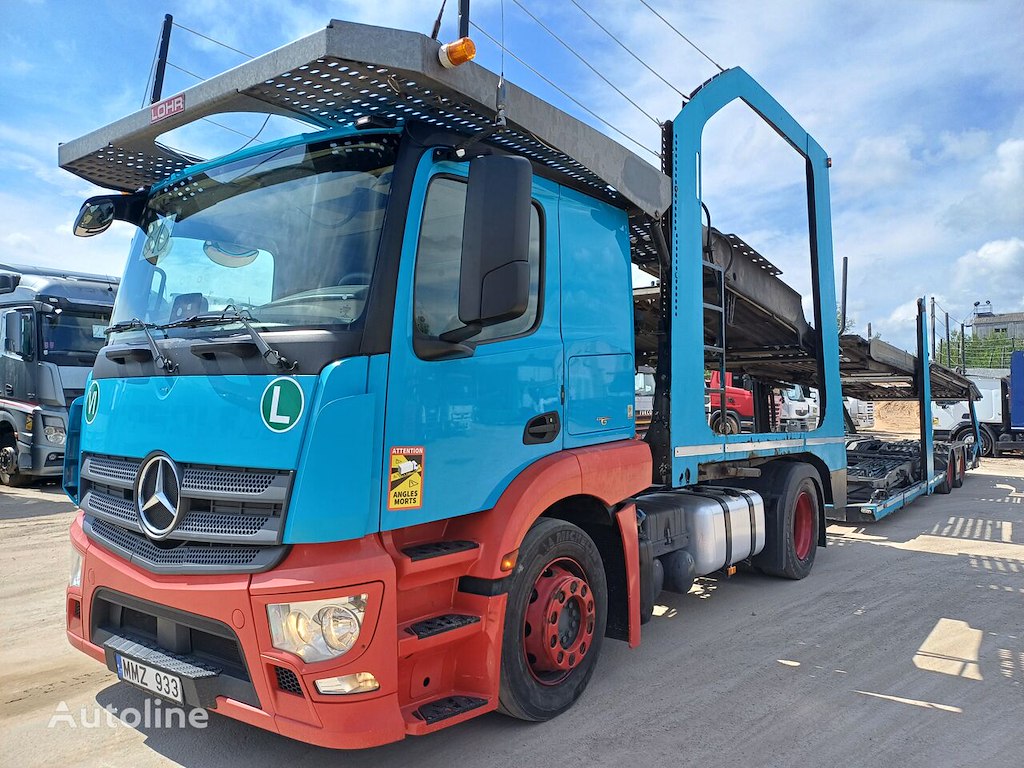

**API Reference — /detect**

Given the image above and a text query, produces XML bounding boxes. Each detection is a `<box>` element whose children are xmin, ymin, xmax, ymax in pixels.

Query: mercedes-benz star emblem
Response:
<box><xmin>135</xmin><ymin>453</ymin><xmax>183</xmax><ymax>540</ymax></box>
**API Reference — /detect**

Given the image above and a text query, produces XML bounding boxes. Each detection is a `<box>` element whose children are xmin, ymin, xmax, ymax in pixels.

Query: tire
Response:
<box><xmin>978</xmin><ymin>426</ymin><xmax>995</xmax><ymax>458</ymax></box>
<box><xmin>0</xmin><ymin>433</ymin><xmax>32</xmax><ymax>487</ymax></box>
<box><xmin>934</xmin><ymin>451</ymin><xmax>954</xmax><ymax>494</ymax></box>
<box><xmin>759</xmin><ymin>463</ymin><xmax>821</xmax><ymax>580</ymax></box>
<box><xmin>710</xmin><ymin>411</ymin><xmax>741</xmax><ymax>435</ymax></box>
<box><xmin>498</xmin><ymin>518</ymin><xmax>607</xmax><ymax>722</ymax></box>
<box><xmin>952</xmin><ymin>449</ymin><xmax>964</xmax><ymax>489</ymax></box>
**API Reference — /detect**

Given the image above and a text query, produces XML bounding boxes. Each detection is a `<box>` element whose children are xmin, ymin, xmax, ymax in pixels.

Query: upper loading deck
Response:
<box><xmin>58</xmin><ymin>19</ymin><xmax>670</xmax><ymax>217</ymax></box>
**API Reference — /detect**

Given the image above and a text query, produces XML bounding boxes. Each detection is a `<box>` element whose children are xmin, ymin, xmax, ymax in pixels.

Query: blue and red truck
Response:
<box><xmin>58</xmin><ymin>17</ymin><xmax>977</xmax><ymax>748</ymax></box>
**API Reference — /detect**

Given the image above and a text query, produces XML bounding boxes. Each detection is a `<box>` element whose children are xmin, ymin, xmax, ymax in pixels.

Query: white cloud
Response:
<box><xmin>953</xmin><ymin>238</ymin><xmax>1024</xmax><ymax>314</ymax></box>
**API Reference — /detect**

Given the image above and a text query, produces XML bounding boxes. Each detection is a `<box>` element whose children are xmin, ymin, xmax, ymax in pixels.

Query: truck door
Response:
<box><xmin>381</xmin><ymin>162</ymin><xmax>562</xmax><ymax>530</ymax></box>
<box><xmin>1</xmin><ymin>308</ymin><xmax>35</xmax><ymax>401</ymax></box>
<box><xmin>558</xmin><ymin>188</ymin><xmax>635</xmax><ymax>447</ymax></box>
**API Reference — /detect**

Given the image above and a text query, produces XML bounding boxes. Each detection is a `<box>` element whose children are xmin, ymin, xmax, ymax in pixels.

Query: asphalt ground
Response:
<box><xmin>2</xmin><ymin>459</ymin><xmax>1022</xmax><ymax>767</ymax></box>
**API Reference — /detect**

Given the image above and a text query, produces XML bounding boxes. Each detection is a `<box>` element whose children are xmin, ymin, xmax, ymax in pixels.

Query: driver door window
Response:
<box><xmin>413</xmin><ymin>176</ymin><xmax>542</xmax><ymax>348</ymax></box>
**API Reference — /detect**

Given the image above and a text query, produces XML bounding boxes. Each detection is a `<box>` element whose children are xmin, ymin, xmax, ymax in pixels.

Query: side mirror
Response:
<box><xmin>457</xmin><ymin>155</ymin><xmax>532</xmax><ymax>333</ymax></box>
<box><xmin>0</xmin><ymin>273</ymin><xmax>19</xmax><ymax>295</ymax></box>
<box><xmin>73</xmin><ymin>191</ymin><xmax>147</xmax><ymax>237</ymax></box>
<box><xmin>74</xmin><ymin>199</ymin><xmax>116</xmax><ymax>236</ymax></box>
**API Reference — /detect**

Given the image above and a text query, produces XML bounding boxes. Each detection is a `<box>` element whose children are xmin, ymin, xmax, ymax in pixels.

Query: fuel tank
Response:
<box><xmin>637</xmin><ymin>486</ymin><xmax>765</xmax><ymax>577</ymax></box>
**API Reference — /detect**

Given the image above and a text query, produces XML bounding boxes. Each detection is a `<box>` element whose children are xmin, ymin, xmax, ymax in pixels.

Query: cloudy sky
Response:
<box><xmin>3</xmin><ymin>0</ymin><xmax>1021</xmax><ymax>351</ymax></box>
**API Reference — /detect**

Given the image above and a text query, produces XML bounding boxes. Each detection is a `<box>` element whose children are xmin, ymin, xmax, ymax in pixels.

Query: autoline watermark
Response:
<box><xmin>48</xmin><ymin>698</ymin><xmax>208</xmax><ymax>729</ymax></box>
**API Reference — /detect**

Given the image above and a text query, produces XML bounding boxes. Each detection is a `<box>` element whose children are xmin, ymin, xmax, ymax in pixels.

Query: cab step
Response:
<box><xmin>402</xmin><ymin>540</ymin><xmax>479</xmax><ymax>561</ymax></box>
<box><xmin>395</xmin><ymin>540</ymin><xmax>481</xmax><ymax>589</ymax></box>
<box><xmin>398</xmin><ymin>613</ymin><xmax>483</xmax><ymax>656</ymax></box>
<box><xmin>407</xmin><ymin>613</ymin><xmax>480</xmax><ymax>639</ymax></box>
<box><xmin>413</xmin><ymin>695</ymin><xmax>488</xmax><ymax>726</ymax></box>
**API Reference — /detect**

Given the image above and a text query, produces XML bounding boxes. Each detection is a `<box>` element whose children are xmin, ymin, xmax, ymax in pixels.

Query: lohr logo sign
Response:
<box><xmin>150</xmin><ymin>94</ymin><xmax>185</xmax><ymax>124</ymax></box>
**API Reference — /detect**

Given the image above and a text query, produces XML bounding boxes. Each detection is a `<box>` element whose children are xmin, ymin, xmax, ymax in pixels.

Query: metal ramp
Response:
<box><xmin>839</xmin><ymin>334</ymin><xmax>980</xmax><ymax>402</ymax></box>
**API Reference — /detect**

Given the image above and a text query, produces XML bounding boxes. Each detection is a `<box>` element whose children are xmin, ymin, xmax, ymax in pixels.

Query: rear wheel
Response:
<box><xmin>935</xmin><ymin>451</ymin><xmax>954</xmax><ymax>494</ymax></box>
<box><xmin>710</xmin><ymin>411</ymin><xmax>741</xmax><ymax>435</ymax></box>
<box><xmin>759</xmin><ymin>464</ymin><xmax>821</xmax><ymax>580</ymax></box>
<box><xmin>952</xmin><ymin>449</ymin><xmax>965</xmax><ymax>488</ymax></box>
<box><xmin>498</xmin><ymin>518</ymin><xmax>607</xmax><ymax>722</ymax></box>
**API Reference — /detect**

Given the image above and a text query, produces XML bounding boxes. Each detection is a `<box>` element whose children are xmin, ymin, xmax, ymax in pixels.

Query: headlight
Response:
<box><xmin>43</xmin><ymin>416</ymin><xmax>66</xmax><ymax>445</ymax></box>
<box><xmin>267</xmin><ymin>594</ymin><xmax>367</xmax><ymax>663</ymax></box>
<box><xmin>69</xmin><ymin>546</ymin><xmax>83</xmax><ymax>588</ymax></box>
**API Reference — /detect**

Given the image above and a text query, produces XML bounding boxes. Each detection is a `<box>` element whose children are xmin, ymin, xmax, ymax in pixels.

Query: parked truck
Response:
<box><xmin>932</xmin><ymin>360</ymin><xmax>1023</xmax><ymax>456</ymax></box>
<box><xmin>0</xmin><ymin>264</ymin><xmax>117</xmax><ymax>486</ymax></box>
<box><xmin>57</xmin><ymin>18</ymin><xmax>976</xmax><ymax>748</ymax></box>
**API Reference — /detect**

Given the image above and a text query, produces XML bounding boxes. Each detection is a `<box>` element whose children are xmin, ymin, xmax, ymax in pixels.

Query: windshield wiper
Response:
<box><xmin>104</xmin><ymin>318</ymin><xmax>178</xmax><ymax>374</ymax></box>
<box><xmin>160</xmin><ymin>306</ymin><xmax>297</xmax><ymax>371</ymax></box>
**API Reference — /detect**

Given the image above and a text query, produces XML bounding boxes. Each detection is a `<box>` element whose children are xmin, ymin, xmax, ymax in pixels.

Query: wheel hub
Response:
<box><xmin>0</xmin><ymin>446</ymin><xmax>16</xmax><ymax>473</ymax></box>
<box><xmin>523</xmin><ymin>561</ymin><xmax>596</xmax><ymax>683</ymax></box>
<box><xmin>793</xmin><ymin>491</ymin><xmax>814</xmax><ymax>561</ymax></box>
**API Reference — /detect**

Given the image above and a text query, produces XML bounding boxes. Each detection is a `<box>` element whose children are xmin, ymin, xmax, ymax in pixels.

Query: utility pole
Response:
<box><xmin>840</xmin><ymin>256</ymin><xmax>848</xmax><ymax>334</ymax></box>
<box><xmin>960</xmin><ymin>322</ymin><xmax>966</xmax><ymax>372</ymax></box>
<box><xmin>930</xmin><ymin>296</ymin><xmax>936</xmax><ymax>360</ymax></box>
<box><xmin>945</xmin><ymin>312</ymin><xmax>951</xmax><ymax>367</ymax></box>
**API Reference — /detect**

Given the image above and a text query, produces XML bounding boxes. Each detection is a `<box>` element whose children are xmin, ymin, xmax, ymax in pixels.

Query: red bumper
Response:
<box><xmin>66</xmin><ymin>512</ymin><xmax>407</xmax><ymax>749</ymax></box>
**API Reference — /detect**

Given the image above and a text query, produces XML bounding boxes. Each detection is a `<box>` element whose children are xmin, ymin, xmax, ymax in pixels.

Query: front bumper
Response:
<box><xmin>67</xmin><ymin>512</ymin><xmax>406</xmax><ymax>749</ymax></box>
<box><xmin>28</xmin><ymin>437</ymin><xmax>64</xmax><ymax>477</ymax></box>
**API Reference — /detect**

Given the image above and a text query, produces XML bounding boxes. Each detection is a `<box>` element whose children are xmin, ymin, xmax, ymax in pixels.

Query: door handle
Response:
<box><xmin>4</xmin><ymin>384</ymin><xmax>12</xmax><ymax>396</ymax></box>
<box><xmin>523</xmin><ymin>411</ymin><xmax>560</xmax><ymax>445</ymax></box>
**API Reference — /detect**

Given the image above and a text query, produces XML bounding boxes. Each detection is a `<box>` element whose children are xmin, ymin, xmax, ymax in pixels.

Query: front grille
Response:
<box><xmin>86</xmin><ymin>456</ymin><xmax>139</xmax><ymax>485</ymax></box>
<box><xmin>183</xmin><ymin>468</ymin><xmax>276</xmax><ymax>495</ymax></box>
<box><xmin>85</xmin><ymin>517</ymin><xmax>286</xmax><ymax>574</ymax></box>
<box><xmin>274</xmin><ymin>666</ymin><xmax>304</xmax><ymax>697</ymax></box>
<box><xmin>79</xmin><ymin>453</ymin><xmax>292</xmax><ymax>547</ymax></box>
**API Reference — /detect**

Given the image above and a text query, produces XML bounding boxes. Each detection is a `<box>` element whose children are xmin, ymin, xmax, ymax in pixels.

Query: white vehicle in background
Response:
<box><xmin>844</xmin><ymin>396</ymin><xmax>875</xmax><ymax>430</ymax></box>
<box><xmin>778</xmin><ymin>384</ymin><xmax>811</xmax><ymax>431</ymax></box>
<box><xmin>932</xmin><ymin>372</ymin><xmax>1003</xmax><ymax>456</ymax></box>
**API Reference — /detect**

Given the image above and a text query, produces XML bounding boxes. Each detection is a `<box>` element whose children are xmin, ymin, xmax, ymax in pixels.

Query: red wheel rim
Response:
<box><xmin>793</xmin><ymin>491</ymin><xmax>814</xmax><ymax>561</ymax></box>
<box><xmin>523</xmin><ymin>558</ymin><xmax>596</xmax><ymax>685</ymax></box>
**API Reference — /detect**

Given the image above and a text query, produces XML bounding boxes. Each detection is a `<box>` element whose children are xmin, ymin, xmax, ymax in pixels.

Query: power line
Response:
<box><xmin>171</xmin><ymin>21</ymin><xmax>254</xmax><ymax>59</ymax></box>
<box><xmin>509</xmin><ymin>0</ymin><xmax>661</xmax><ymax>126</ymax></box>
<box><xmin>568</xmin><ymin>0</ymin><xmax>688</xmax><ymax>101</ymax></box>
<box><xmin>469</xmin><ymin>21</ymin><xmax>660</xmax><ymax>160</ymax></box>
<box><xmin>637</xmin><ymin>0</ymin><xmax>724</xmax><ymax>72</ymax></box>
<box><xmin>166</xmin><ymin>61</ymin><xmax>204</xmax><ymax>81</ymax></box>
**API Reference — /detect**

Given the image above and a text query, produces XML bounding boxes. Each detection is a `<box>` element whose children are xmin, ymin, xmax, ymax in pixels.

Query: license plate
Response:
<box><xmin>115</xmin><ymin>654</ymin><xmax>184</xmax><ymax>704</ymax></box>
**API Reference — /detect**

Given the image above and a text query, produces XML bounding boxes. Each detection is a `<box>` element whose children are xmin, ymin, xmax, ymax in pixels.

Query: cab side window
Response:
<box><xmin>413</xmin><ymin>176</ymin><xmax>541</xmax><ymax>348</ymax></box>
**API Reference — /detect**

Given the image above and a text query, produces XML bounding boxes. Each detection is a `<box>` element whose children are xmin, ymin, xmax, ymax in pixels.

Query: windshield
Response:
<box><xmin>785</xmin><ymin>385</ymin><xmax>805</xmax><ymax>402</ymax></box>
<box><xmin>41</xmin><ymin>309</ymin><xmax>110</xmax><ymax>365</ymax></box>
<box><xmin>110</xmin><ymin>135</ymin><xmax>397</xmax><ymax>336</ymax></box>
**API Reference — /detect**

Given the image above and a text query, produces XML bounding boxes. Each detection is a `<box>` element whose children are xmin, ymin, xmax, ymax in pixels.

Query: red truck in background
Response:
<box><xmin>707</xmin><ymin>371</ymin><xmax>754</xmax><ymax>434</ymax></box>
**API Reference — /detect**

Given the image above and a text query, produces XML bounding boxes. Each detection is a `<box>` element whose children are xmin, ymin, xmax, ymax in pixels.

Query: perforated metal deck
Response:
<box><xmin>58</xmin><ymin>20</ymin><xmax>671</xmax><ymax>218</ymax></box>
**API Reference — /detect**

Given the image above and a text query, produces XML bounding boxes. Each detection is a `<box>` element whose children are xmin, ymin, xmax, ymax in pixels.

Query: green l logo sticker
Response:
<box><xmin>260</xmin><ymin>377</ymin><xmax>305</xmax><ymax>433</ymax></box>
<box><xmin>85</xmin><ymin>381</ymin><xmax>100</xmax><ymax>424</ymax></box>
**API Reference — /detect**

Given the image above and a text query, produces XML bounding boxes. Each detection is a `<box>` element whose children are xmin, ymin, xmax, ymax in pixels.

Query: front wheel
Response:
<box><xmin>498</xmin><ymin>518</ymin><xmax>607</xmax><ymax>722</ymax></box>
<box><xmin>0</xmin><ymin>434</ymin><xmax>32</xmax><ymax>487</ymax></box>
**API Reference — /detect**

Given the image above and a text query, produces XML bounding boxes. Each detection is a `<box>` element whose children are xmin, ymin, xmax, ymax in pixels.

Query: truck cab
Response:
<box><xmin>0</xmin><ymin>264</ymin><xmax>116</xmax><ymax>485</ymax></box>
